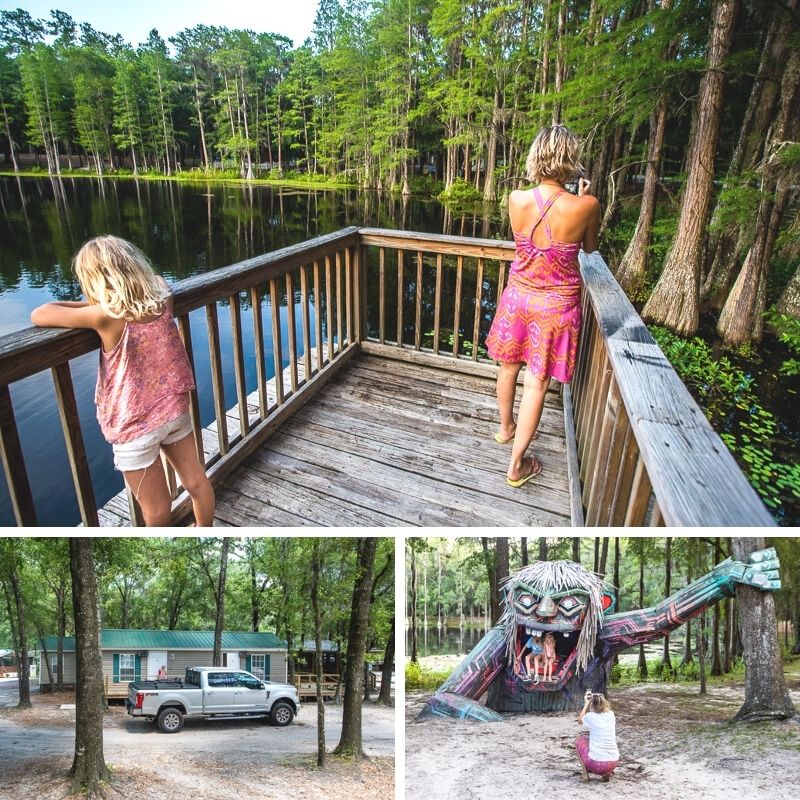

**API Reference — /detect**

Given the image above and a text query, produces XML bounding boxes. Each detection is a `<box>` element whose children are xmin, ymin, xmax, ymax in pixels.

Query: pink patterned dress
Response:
<box><xmin>96</xmin><ymin>307</ymin><xmax>196</xmax><ymax>444</ymax></box>
<box><xmin>486</xmin><ymin>188</ymin><xmax>582</xmax><ymax>382</ymax></box>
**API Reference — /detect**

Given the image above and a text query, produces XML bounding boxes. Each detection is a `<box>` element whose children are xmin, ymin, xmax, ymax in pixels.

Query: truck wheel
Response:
<box><xmin>157</xmin><ymin>707</ymin><xmax>184</xmax><ymax>733</ymax></box>
<box><xmin>270</xmin><ymin>701</ymin><xmax>294</xmax><ymax>727</ymax></box>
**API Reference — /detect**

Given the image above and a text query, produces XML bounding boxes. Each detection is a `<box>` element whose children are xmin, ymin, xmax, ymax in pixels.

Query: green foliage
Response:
<box><xmin>651</xmin><ymin>325</ymin><xmax>800</xmax><ymax>510</ymax></box>
<box><xmin>437</xmin><ymin>178</ymin><xmax>483</xmax><ymax>211</ymax></box>
<box><xmin>405</xmin><ymin>660</ymin><xmax>454</xmax><ymax>691</ymax></box>
<box><xmin>765</xmin><ymin>309</ymin><xmax>800</xmax><ymax>376</ymax></box>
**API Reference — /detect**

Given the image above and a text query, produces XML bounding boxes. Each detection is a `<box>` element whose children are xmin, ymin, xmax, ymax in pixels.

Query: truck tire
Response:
<box><xmin>157</xmin><ymin>706</ymin><xmax>184</xmax><ymax>733</ymax></box>
<box><xmin>269</xmin><ymin>701</ymin><xmax>294</xmax><ymax>727</ymax></box>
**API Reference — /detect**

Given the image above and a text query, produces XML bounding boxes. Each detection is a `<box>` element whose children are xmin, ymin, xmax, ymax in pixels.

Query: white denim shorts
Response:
<box><xmin>112</xmin><ymin>412</ymin><xmax>193</xmax><ymax>472</ymax></box>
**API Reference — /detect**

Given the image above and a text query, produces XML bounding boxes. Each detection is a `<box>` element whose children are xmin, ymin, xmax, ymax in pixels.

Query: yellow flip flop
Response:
<box><xmin>506</xmin><ymin>456</ymin><xmax>542</xmax><ymax>488</ymax></box>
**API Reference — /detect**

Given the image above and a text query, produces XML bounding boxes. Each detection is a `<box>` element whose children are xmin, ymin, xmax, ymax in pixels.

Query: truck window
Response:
<box><xmin>234</xmin><ymin>673</ymin><xmax>262</xmax><ymax>690</ymax></box>
<box><xmin>185</xmin><ymin>670</ymin><xmax>200</xmax><ymax>687</ymax></box>
<box><xmin>207</xmin><ymin>672</ymin><xmax>233</xmax><ymax>687</ymax></box>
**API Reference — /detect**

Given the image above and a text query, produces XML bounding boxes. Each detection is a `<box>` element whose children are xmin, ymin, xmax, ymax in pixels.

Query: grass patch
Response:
<box><xmin>405</xmin><ymin>660</ymin><xmax>454</xmax><ymax>691</ymax></box>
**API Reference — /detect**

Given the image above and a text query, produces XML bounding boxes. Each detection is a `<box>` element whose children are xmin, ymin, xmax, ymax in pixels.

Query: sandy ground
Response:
<box><xmin>406</xmin><ymin>664</ymin><xmax>800</xmax><ymax>800</ymax></box>
<box><xmin>0</xmin><ymin>682</ymin><xmax>394</xmax><ymax>800</ymax></box>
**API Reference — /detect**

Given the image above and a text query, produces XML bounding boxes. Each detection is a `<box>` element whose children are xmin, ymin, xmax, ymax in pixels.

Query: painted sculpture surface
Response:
<box><xmin>418</xmin><ymin>549</ymin><xmax>781</xmax><ymax>721</ymax></box>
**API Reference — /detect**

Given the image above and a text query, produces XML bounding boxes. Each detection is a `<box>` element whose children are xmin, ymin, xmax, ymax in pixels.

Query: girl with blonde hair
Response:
<box><xmin>576</xmin><ymin>690</ymin><xmax>620</xmax><ymax>782</ymax></box>
<box><xmin>31</xmin><ymin>235</ymin><xmax>214</xmax><ymax>526</ymax></box>
<box><xmin>486</xmin><ymin>124</ymin><xmax>599</xmax><ymax>487</ymax></box>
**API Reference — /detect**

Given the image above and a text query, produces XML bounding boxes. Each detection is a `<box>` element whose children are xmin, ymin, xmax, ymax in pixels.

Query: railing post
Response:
<box><xmin>0</xmin><ymin>384</ymin><xmax>37</xmax><ymax>526</ymax></box>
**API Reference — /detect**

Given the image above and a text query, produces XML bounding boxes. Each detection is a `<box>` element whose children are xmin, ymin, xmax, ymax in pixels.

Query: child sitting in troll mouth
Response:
<box><xmin>524</xmin><ymin>630</ymin><xmax>544</xmax><ymax>683</ymax></box>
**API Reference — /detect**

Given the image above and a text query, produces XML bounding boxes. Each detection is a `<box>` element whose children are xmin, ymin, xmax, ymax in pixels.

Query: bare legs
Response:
<box><xmin>496</xmin><ymin>361</ymin><xmax>523</xmax><ymax>441</ymax></box>
<box><xmin>123</xmin><ymin>433</ymin><xmax>215</xmax><ymax>526</ymax></box>
<box><xmin>499</xmin><ymin>365</ymin><xmax>551</xmax><ymax>481</ymax></box>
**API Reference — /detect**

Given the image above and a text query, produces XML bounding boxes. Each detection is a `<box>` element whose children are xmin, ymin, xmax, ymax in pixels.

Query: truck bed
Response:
<box><xmin>129</xmin><ymin>679</ymin><xmax>197</xmax><ymax>692</ymax></box>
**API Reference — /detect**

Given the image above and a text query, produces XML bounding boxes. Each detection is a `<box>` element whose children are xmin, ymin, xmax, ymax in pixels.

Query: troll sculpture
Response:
<box><xmin>418</xmin><ymin>548</ymin><xmax>781</xmax><ymax>721</ymax></box>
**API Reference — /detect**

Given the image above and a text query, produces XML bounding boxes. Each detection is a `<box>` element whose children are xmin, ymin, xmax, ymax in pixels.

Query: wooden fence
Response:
<box><xmin>0</xmin><ymin>227</ymin><xmax>774</xmax><ymax>526</ymax></box>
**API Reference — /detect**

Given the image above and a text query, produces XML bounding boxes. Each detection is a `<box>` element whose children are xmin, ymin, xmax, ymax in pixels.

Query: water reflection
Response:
<box><xmin>0</xmin><ymin>176</ymin><xmax>506</xmax><ymax>526</ymax></box>
<box><xmin>404</xmin><ymin>626</ymin><xmax>489</xmax><ymax>658</ymax></box>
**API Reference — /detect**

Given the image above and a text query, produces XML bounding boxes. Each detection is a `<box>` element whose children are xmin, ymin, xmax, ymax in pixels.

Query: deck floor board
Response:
<box><xmin>215</xmin><ymin>353</ymin><xmax>571</xmax><ymax>527</ymax></box>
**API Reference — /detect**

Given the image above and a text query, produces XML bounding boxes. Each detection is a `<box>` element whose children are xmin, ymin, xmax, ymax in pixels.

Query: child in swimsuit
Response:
<box><xmin>525</xmin><ymin>631</ymin><xmax>544</xmax><ymax>684</ymax></box>
<box><xmin>543</xmin><ymin>632</ymin><xmax>557</xmax><ymax>682</ymax></box>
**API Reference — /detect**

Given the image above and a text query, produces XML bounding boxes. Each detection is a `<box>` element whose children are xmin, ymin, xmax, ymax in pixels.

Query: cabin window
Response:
<box><xmin>250</xmin><ymin>654</ymin><xmax>265</xmax><ymax>679</ymax></box>
<box><xmin>50</xmin><ymin>655</ymin><xmax>58</xmax><ymax>682</ymax></box>
<box><xmin>119</xmin><ymin>654</ymin><xmax>136</xmax><ymax>683</ymax></box>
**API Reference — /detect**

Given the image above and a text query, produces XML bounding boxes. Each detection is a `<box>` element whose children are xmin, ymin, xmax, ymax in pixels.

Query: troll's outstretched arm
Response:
<box><xmin>600</xmin><ymin>547</ymin><xmax>780</xmax><ymax>650</ymax></box>
<box><xmin>417</xmin><ymin>625</ymin><xmax>506</xmax><ymax>721</ymax></box>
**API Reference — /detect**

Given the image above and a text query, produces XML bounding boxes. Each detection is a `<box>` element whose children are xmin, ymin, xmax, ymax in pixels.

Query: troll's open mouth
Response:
<box><xmin>513</xmin><ymin>623</ymin><xmax>581</xmax><ymax>688</ymax></box>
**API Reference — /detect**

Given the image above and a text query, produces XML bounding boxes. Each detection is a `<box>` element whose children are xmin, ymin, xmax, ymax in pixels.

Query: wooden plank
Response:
<box><xmin>269</xmin><ymin>277</ymin><xmax>284</xmax><ymax>407</ymax></box>
<box><xmin>396</xmin><ymin>249</ymin><xmax>404</xmax><ymax>346</ymax></box>
<box><xmin>355</xmin><ymin>244</ymin><xmax>366</xmax><ymax>343</ymax></box>
<box><xmin>358</xmin><ymin>228</ymin><xmax>515</xmax><ymax>261</ymax></box>
<box><xmin>335</xmin><ymin>251</ymin><xmax>344</xmax><ymax>354</ymax></box>
<box><xmin>608</xmin><ymin>424</ymin><xmax>640</xmax><ymax>527</ymax></box>
<box><xmin>176</xmin><ymin>314</ymin><xmax>204</xmax><ymax>462</ymax></box>
<box><xmin>361</xmin><ymin>340</ymin><xmax>503</xmax><ymax>381</ymax></box>
<box><xmin>250</xmin><ymin>285</ymin><xmax>268</xmax><ymax>421</ymax></box>
<box><xmin>379</xmin><ymin>248</ymin><xmax>386</xmax><ymax>344</ymax></box>
<box><xmin>0</xmin><ymin>384</ymin><xmax>37</xmax><ymax>525</ymax></box>
<box><xmin>325</xmin><ymin>255</ymin><xmax>334</xmax><ymax>363</ymax></box>
<box><xmin>453</xmin><ymin>256</ymin><xmax>463</xmax><ymax>357</ymax></box>
<box><xmin>229</xmin><ymin>292</ymin><xmax>250</xmax><ymax>437</ymax></box>
<box><xmin>313</xmin><ymin>260</ymin><xmax>324</xmax><ymax>371</ymax></box>
<box><xmin>299</xmin><ymin>265</ymin><xmax>312</xmax><ymax>386</ymax></box>
<box><xmin>51</xmin><ymin>362</ymin><xmax>99</xmax><ymax>527</ymax></box>
<box><xmin>433</xmin><ymin>253</ymin><xmax>442</xmax><ymax>355</ymax></box>
<box><xmin>414</xmin><ymin>251</ymin><xmax>423</xmax><ymax>351</ymax></box>
<box><xmin>562</xmin><ymin>384</ymin><xmax>585</xmax><ymax>526</ymax></box>
<box><xmin>205</xmin><ymin>303</ymin><xmax>229</xmax><ymax>455</ymax></box>
<box><xmin>623</xmin><ymin>457</ymin><xmax>652</xmax><ymax>527</ymax></box>
<box><xmin>585</xmin><ymin>378</ymin><xmax>623</xmax><ymax>526</ymax></box>
<box><xmin>285</xmin><ymin>271</ymin><xmax>298</xmax><ymax>394</ymax></box>
<box><xmin>579</xmin><ymin>251</ymin><xmax>774</xmax><ymax>525</ymax></box>
<box><xmin>345</xmin><ymin>246</ymin><xmax>353</xmax><ymax>346</ymax></box>
<box><xmin>496</xmin><ymin>261</ymin><xmax>506</xmax><ymax>307</ymax></box>
<box><xmin>472</xmin><ymin>257</ymin><xmax>484</xmax><ymax>361</ymax></box>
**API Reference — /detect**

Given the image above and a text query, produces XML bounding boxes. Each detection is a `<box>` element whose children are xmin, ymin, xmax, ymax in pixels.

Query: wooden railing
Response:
<box><xmin>0</xmin><ymin>226</ymin><xmax>775</xmax><ymax>526</ymax></box>
<box><xmin>294</xmin><ymin>672</ymin><xmax>339</xmax><ymax>698</ymax></box>
<box><xmin>0</xmin><ymin>226</ymin><xmax>362</xmax><ymax>526</ymax></box>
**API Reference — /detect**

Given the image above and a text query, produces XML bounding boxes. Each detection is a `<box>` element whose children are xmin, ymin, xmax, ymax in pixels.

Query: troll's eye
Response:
<box><xmin>517</xmin><ymin>594</ymin><xmax>535</xmax><ymax>609</ymax></box>
<box><xmin>558</xmin><ymin>596</ymin><xmax>584</xmax><ymax>616</ymax></box>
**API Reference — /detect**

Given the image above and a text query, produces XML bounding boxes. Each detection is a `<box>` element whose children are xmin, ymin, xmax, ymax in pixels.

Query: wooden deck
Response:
<box><xmin>213</xmin><ymin>353</ymin><xmax>572</xmax><ymax>527</ymax></box>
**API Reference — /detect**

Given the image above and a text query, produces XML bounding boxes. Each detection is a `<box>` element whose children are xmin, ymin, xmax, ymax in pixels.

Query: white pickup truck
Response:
<box><xmin>126</xmin><ymin>666</ymin><xmax>299</xmax><ymax>733</ymax></box>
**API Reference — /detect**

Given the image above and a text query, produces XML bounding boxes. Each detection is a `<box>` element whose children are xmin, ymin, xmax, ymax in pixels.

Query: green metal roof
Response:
<box><xmin>40</xmin><ymin>629</ymin><xmax>286</xmax><ymax>653</ymax></box>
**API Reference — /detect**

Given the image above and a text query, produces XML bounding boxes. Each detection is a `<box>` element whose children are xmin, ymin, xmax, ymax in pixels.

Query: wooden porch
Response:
<box><xmin>0</xmin><ymin>227</ymin><xmax>775</xmax><ymax>527</ymax></box>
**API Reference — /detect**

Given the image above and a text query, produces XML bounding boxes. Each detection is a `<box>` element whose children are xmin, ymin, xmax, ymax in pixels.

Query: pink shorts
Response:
<box><xmin>575</xmin><ymin>735</ymin><xmax>618</xmax><ymax>776</ymax></box>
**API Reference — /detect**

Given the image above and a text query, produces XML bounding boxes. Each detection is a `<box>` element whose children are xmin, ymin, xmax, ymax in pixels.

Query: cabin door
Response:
<box><xmin>148</xmin><ymin>651</ymin><xmax>168</xmax><ymax>679</ymax></box>
<box><xmin>225</xmin><ymin>652</ymin><xmax>240</xmax><ymax>669</ymax></box>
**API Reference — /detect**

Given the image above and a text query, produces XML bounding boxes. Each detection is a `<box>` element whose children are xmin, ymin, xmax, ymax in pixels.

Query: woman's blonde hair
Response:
<box><xmin>589</xmin><ymin>693</ymin><xmax>611</xmax><ymax>713</ymax></box>
<box><xmin>525</xmin><ymin>125</ymin><xmax>582</xmax><ymax>184</ymax></box>
<box><xmin>73</xmin><ymin>235</ymin><xmax>169</xmax><ymax>321</ymax></box>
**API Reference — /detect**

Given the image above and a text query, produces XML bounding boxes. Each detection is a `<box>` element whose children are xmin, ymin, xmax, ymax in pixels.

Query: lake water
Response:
<box><xmin>1</xmin><ymin>176</ymin><xmax>796</xmax><ymax>525</ymax></box>
<box><xmin>0</xmin><ymin>176</ymin><xmax>505</xmax><ymax>525</ymax></box>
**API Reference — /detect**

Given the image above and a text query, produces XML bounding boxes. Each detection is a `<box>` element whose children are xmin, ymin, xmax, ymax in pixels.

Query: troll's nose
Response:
<box><xmin>537</xmin><ymin>594</ymin><xmax>557</xmax><ymax>617</ymax></box>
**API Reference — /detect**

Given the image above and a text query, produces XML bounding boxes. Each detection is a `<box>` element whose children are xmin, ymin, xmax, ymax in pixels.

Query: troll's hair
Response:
<box><xmin>525</xmin><ymin>125</ymin><xmax>582</xmax><ymax>184</ymax></box>
<box><xmin>73</xmin><ymin>235</ymin><xmax>169</xmax><ymax>321</ymax></box>
<box><xmin>500</xmin><ymin>560</ymin><xmax>614</xmax><ymax>674</ymax></box>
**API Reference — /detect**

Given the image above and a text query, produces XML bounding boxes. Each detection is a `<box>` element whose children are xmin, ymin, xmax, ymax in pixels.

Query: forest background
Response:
<box><xmin>405</xmin><ymin>536</ymin><xmax>800</xmax><ymax>689</ymax></box>
<box><xmin>0</xmin><ymin>0</ymin><xmax>799</xmax><ymax>520</ymax></box>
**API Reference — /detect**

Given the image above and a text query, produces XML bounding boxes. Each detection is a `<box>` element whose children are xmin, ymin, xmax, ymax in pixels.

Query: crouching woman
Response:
<box><xmin>575</xmin><ymin>690</ymin><xmax>620</xmax><ymax>782</ymax></box>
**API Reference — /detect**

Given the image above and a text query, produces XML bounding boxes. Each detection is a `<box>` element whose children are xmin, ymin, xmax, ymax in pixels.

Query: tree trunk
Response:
<box><xmin>212</xmin><ymin>538</ymin><xmax>230</xmax><ymax>667</ymax></box>
<box><xmin>662</xmin><ymin>537</ymin><xmax>672</xmax><ymax>669</ymax></box>
<box><xmin>483</xmin><ymin>87</ymin><xmax>500</xmax><ymax>201</ymax></box>
<box><xmin>573</xmin><ymin>537</ymin><xmax>581</xmax><ymax>565</ymax></box>
<box><xmin>776</xmin><ymin>263</ymin><xmax>800</xmax><ymax>318</ymax></box>
<box><xmin>56</xmin><ymin>584</ymin><xmax>65</xmax><ymax>692</ymax></box>
<box><xmin>711</xmin><ymin>537</ymin><xmax>723</xmax><ymax>675</ymax></box>
<box><xmin>497</xmin><ymin>538</ymin><xmax>510</xmax><ymax>600</ymax></box>
<box><xmin>683</xmin><ymin>538</ymin><xmax>694</xmax><ymax>665</ymax></box>
<box><xmin>311</xmin><ymin>540</ymin><xmax>325</xmax><ymax>767</ymax></box>
<box><xmin>521</xmin><ymin>537</ymin><xmax>529</xmax><ymax>566</ymax></box>
<box><xmin>598</xmin><ymin>537</ymin><xmax>609</xmax><ymax>578</ymax></box>
<box><xmin>7</xmin><ymin>551</ymin><xmax>31</xmax><ymax>709</ymax></box>
<box><xmin>334</xmin><ymin>538</ymin><xmax>377</xmax><ymax>758</ymax></box>
<box><xmin>68</xmin><ymin>539</ymin><xmax>110</xmax><ymax>796</ymax></box>
<box><xmin>642</xmin><ymin>0</ymin><xmax>738</xmax><ymax>335</ymax></box>
<box><xmin>481</xmin><ymin>537</ymin><xmax>500</xmax><ymax>625</ymax></box>
<box><xmin>637</xmin><ymin>544</ymin><xmax>648</xmax><ymax>678</ymax></box>
<box><xmin>410</xmin><ymin>544</ymin><xmax>418</xmax><ymax>663</ymax></box>
<box><xmin>378</xmin><ymin>616</ymin><xmax>394</xmax><ymax>705</ymax></box>
<box><xmin>537</xmin><ymin>537</ymin><xmax>547</xmax><ymax>562</ymax></box>
<box><xmin>717</xmin><ymin>48</ymin><xmax>800</xmax><ymax>347</ymax></box>
<box><xmin>731</xmin><ymin>538</ymin><xmax>795</xmax><ymax>721</ymax></box>
<box><xmin>616</xmin><ymin>100</ymin><xmax>667</xmax><ymax>294</ymax></box>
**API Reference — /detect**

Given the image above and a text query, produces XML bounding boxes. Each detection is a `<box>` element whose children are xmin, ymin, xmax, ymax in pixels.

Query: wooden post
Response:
<box><xmin>472</xmin><ymin>258</ymin><xmax>484</xmax><ymax>361</ymax></box>
<box><xmin>250</xmin><ymin>286</ymin><xmax>268</xmax><ymax>421</ymax></box>
<box><xmin>335</xmin><ymin>251</ymin><xmax>344</xmax><ymax>355</ymax></box>
<box><xmin>414</xmin><ymin>251</ymin><xmax>423</xmax><ymax>351</ymax></box>
<box><xmin>229</xmin><ymin>292</ymin><xmax>250</xmax><ymax>439</ymax></box>
<box><xmin>285</xmin><ymin>272</ymin><xmax>299</xmax><ymax>393</ymax></box>
<box><xmin>205</xmin><ymin>303</ymin><xmax>229</xmax><ymax>455</ymax></box>
<box><xmin>433</xmin><ymin>253</ymin><xmax>442</xmax><ymax>354</ymax></box>
<box><xmin>453</xmin><ymin>256</ymin><xmax>463</xmax><ymax>357</ymax></box>
<box><xmin>51</xmin><ymin>362</ymin><xmax>99</xmax><ymax>527</ymax></box>
<box><xmin>0</xmin><ymin>384</ymin><xmax>38</xmax><ymax>526</ymax></box>
<box><xmin>177</xmin><ymin>315</ymin><xmax>205</xmax><ymax>462</ymax></box>
<box><xmin>269</xmin><ymin>277</ymin><xmax>284</xmax><ymax>406</ymax></box>
<box><xmin>379</xmin><ymin>247</ymin><xmax>386</xmax><ymax>344</ymax></box>
<box><xmin>300</xmin><ymin>265</ymin><xmax>312</xmax><ymax>382</ymax></box>
<box><xmin>313</xmin><ymin>260</ymin><xmax>324</xmax><ymax>370</ymax></box>
<box><xmin>325</xmin><ymin>255</ymin><xmax>334</xmax><ymax>363</ymax></box>
<box><xmin>396</xmin><ymin>249</ymin><xmax>404</xmax><ymax>347</ymax></box>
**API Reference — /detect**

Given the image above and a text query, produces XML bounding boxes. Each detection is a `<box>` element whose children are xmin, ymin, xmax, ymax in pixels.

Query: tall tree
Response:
<box><xmin>68</xmin><ymin>538</ymin><xmax>110</xmax><ymax>797</ymax></box>
<box><xmin>310</xmin><ymin>538</ymin><xmax>326</xmax><ymax>767</ymax></box>
<box><xmin>731</xmin><ymin>538</ymin><xmax>795</xmax><ymax>721</ymax></box>
<box><xmin>642</xmin><ymin>0</ymin><xmax>738</xmax><ymax>335</ymax></box>
<box><xmin>662</xmin><ymin>536</ymin><xmax>672</xmax><ymax>670</ymax></box>
<box><xmin>334</xmin><ymin>537</ymin><xmax>377</xmax><ymax>758</ymax></box>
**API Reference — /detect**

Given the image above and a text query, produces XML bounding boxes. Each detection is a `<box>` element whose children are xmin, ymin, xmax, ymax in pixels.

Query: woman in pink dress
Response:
<box><xmin>486</xmin><ymin>125</ymin><xmax>599</xmax><ymax>487</ymax></box>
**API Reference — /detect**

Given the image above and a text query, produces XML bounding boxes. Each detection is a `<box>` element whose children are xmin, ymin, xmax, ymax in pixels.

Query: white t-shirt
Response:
<box><xmin>582</xmin><ymin>711</ymin><xmax>620</xmax><ymax>762</ymax></box>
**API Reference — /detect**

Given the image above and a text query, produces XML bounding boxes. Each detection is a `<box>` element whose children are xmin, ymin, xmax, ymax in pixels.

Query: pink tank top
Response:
<box><xmin>95</xmin><ymin>306</ymin><xmax>196</xmax><ymax>444</ymax></box>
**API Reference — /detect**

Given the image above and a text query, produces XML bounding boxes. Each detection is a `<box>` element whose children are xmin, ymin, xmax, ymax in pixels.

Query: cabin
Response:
<box><xmin>38</xmin><ymin>628</ymin><xmax>288</xmax><ymax>698</ymax></box>
<box><xmin>294</xmin><ymin>640</ymin><xmax>341</xmax><ymax>699</ymax></box>
<box><xmin>0</xmin><ymin>228</ymin><xmax>775</xmax><ymax>527</ymax></box>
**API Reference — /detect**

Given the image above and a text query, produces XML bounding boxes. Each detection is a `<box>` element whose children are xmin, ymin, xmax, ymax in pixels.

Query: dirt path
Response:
<box><xmin>406</xmin><ymin>674</ymin><xmax>800</xmax><ymax>800</ymax></box>
<box><xmin>0</xmin><ymin>690</ymin><xmax>394</xmax><ymax>800</ymax></box>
